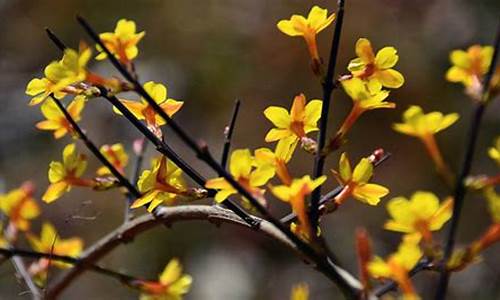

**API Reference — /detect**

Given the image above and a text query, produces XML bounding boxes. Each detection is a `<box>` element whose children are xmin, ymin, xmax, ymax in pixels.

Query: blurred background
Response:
<box><xmin>0</xmin><ymin>0</ymin><xmax>499</xmax><ymax>299</ymax></box>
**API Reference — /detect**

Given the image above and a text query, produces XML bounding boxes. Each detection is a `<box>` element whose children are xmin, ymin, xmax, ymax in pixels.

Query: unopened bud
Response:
<box><xmin>301</xmin><ymin>137</ymin><xmax>317</xmax><ymax>154</ymax></box>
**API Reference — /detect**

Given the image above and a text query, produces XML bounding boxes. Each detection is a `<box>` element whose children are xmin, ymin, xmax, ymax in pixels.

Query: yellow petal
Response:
<box><xmin>376</xmin><ymin>69</ymin><xmax>405</xmax><ymax>88</ymax></box>
<box><xmin>249</xmin><ymin>164</ymin><xmax>275</xmax><ymax>187</ymax></box>
<box><xmin>137</xmin><ymin>169</ymin><xmax>156</xmax><ymax>193</ymax></box>
<box><xmin>264</xmin><ymin>106</ymin><xmax>291</xmax><ymax>128</ymax></box>
<box><xmin>352</xmin><ymin>158</ymin><xmax>373</xmax><ymax>183</ymax></box>
<box><xmin>445</xmin><ymin>66</ymin><xmax>469</xmax><ymax>83</ymax></box>
<box><xmin>36</xmin><ymin>120</ymin><xmax>61</xmax><ymax>130</ymax></box>
<box><xmin>67</xmin><ymin>96</ymin><xmax>85</xmax><ymax>120</ymax></box>
<box><xmin>353</xmin><ymin>183</ymin><xmax>388</xmax><ymax>205</ymax></box>
<box><xmin>42</xmin><ymin>181</ymin><xmax>69</xmax><ymax>203</ymax></box>
<box><xmin>143</xmin><ymin>81</ymin><xmax>167</xmax><ymax>104</ymax></box>
<box><xmin>355</xmin><ymin>38</ymin><xmax>375</xmax><ymax>63</ymax></box>
<box><xmin>114</xmin><ymin>99</ymin><xmax>146</xmax><ymax>120</ymax></box>
<box><xmin>265</xmin><ymin>129</ymin><xmax>293</xmax><ymax>142</ymax></box>
<box><xmin>308</xmin><ymin>6</ymin><xmax>334</xmax><ymax>33</ymax></box>
<box><xmin>277</xmin><ymin>20</ymin><xmax>304</xmax><ymax>37</ymax></box>
<box><xmin>410</xmin><ymin>191</ymin><xmax>440</xmax><ymax>220</ymax></box>
<box><xmin>274</xmin><ymin>136</ymin><xmax>298</xmax><ymax>163</ymax></box>
<box><xmin>435</xmin><ymin>113</ymin><xmax>459</xmax><ymax>133</ymax></box>
<box><xmin>449</xmin><ymin>49</ymin><xmax>470</xmax><ymax>68</ymax></box>
<box><xmin>429</xmin><ymin>197</ymin><xmax>453</xmax><ymax>230</ymax></box>
<box><xmin>40</xmin><ymin>98</ymin><xmax>63</xmax><ymax>120</ymax></box>
<box><xmin>48</xmin><ymin>161</ymin><xmax>66</xmax><ymax>183</ymax></box>
<box><xmin>375</xmin><ymin>47</ymin><xmax>399</xmax><ymax>69</ymax></box>
<box><xmin>131</xmin><ymin>190</ymin><xmax>159</xmax><ymax>209</ymax></box>
<box><xmin>339</xmin><ymin>152</ymin><xmax>352</xmax><ymax>182</ymax></box>
<box><xmin>205</xmin><ymin>177</ymin><xmax>232</xmax><ymax>190</ymax></box>
<box><xmin>367</xmin><ymin>256</ymin><xmax>391</xmax><ymax>278</ymax></box>
<box><xmin>26</xmin><ymin>78</ymin><xmax>48</xmax><ymax>96</ymax></box>
<box><xmin>214</xmin><ymin>189</ymin><xmax>236</xmax><ymax>203</ymax></box>
<box><xmin>229</xmin><ymin>149</ymin><xmax>252</xmax><ymax>178</ymax></box>
<box><xmin>160</xmin><ymin>258</ymin><xmax>182</xmax><ymax>284</ymax></box>
<box><xmin>304</xmin><ymin>99</ymin><xmax>322</xmax><ymax>127</ymax></box>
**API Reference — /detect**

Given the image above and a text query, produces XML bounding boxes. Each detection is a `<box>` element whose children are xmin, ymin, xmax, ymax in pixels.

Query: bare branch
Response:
<box><xmin>45</xmin><ymin>205</ymin><xmax>362</xmax><ymax>299</ymax></box>
<box><xmin>435</xmin><ymin>21</ymin><xmax>500</xmax><ymax>299</ymax></box>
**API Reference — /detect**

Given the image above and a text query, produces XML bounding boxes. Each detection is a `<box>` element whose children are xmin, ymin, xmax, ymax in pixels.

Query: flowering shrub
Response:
<box><xmin>0</xmin><ymin>2</ymin><xmax>498</xmax><ymax>299</ymax></box>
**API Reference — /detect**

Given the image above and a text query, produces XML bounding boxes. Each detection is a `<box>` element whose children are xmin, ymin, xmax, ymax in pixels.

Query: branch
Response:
<box><xmin>45</xmin><ymin>204</ymin><xmax>361</xmax><ymax>299</ymax></box>
<box><xmin>50</xmin><ymin>96</ymin><xmax>140</xmax><ymax>198</ymax></box>
<box><xmin>221</xmin><ymin>99</ymin><xmax>241</xmax><ymax>169</ymax></box>
<box><xmin>97</xmin><ymin>89</ymin><xmax>258</xmax><ymax>227</ymax></box>
<box><xmin>309</xmin><ymin>0</ymin><xmax>346</xmax><ymax>229</ymax></box>
<box><xmin>11</xmin><ymin>255</ymin><xmax>42</xmax><ymax>300</ymax></box>
<box><xmin>77</xmin><ymin>16</ymin><xmax>360</xmax><ymax>298</ymax></box>
<box><xmin>434</xmin><ymin>21</ymin><xmax>500</xmax><ymax>299</ymax></box>
<box><xmin>44</xmin><ymin>27</ymin><xmax>257</xmax><ymax>228</ymax></box>
<box><xmin>0</xmin><ymin>248</ymin><xmax>138</xmax><ymax>287</ymax></box>
<box><xmin>125</xmin><ymin>139</ymin><xmax>148</xmax><ymax>222</ymax></box>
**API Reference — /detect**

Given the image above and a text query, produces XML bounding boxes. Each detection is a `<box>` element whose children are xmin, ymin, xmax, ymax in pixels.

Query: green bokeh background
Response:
<box><xmin>0</xmin><ymin>0</ymin><xmax>499</xmax><ymax>299</ymax></box>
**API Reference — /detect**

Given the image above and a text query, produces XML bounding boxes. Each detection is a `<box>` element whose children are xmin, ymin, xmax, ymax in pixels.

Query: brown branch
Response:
<box><xmin>435</xmin><ymin>21</ymin><xmax>500</xmax><ymax>299</ymax></box>
<box><xmin>45</xmin><ymin>204</ymin><xmax>361</xmax><ymax>299</ymax></box>
<box><xmin>77</xmin><ymin>16</ymin><xmax>359</xmax><ymax>298</ymax></box>
<box><xmin>11</xmin><ymin>255</ymin><xmax>42</xmax><ymax>300</ymax></box>
<box><xmin>0</xmin><ymin>247</ymin><xmax>140</xmax><ymax>287</ymax></box>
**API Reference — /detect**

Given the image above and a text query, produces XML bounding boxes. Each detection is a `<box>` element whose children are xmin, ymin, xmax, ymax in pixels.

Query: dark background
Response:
<box><xmin>0</xmin><ymin>0</ymin><xmax>499</xmax><ymax>299</ymax></box>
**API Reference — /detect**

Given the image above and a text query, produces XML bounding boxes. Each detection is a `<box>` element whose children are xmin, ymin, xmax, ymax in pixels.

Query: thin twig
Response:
<box><xmin>434</xmin><ymin>21</ymin><xmax>500</xmax><ymax>300</ymax></box>
<box><xmin>0</xmin><ymin>248</ymin><xmax>138</xmax><ymax>286</ymax></box>
<box><xmin>77</xmin><ymin>16</ymin><xmax>359</xmax><ymax>298</ymax></box>
<box><xmin>309</xmin><ymin>0</ymin><xmax>346</xmax><ymax>229</ymax></box>
<box><xmin>11</xmin><ymin>255</ymin><xmax>42</xmax><ymax>300</ymax></box>
<box><xmin>44</xmin><ymin>204</ymin><xmax>362</xmax><ymax>299</ymax></box>
<box><xmin>125</xmin><ymin>139</ymin><xmax>148</xmax><ymax>222</ymax></box>
<box><xmin>45</xmin><ymin>28</ymin><xmax>67</xmax><ymax>51</ymax></box>
<box><xmin>97</xmin><ymin>89</ymin><xmax>258</xmax><ymax>227</ymax></box>
<box><xmin>50</xmin><ymin>96</ymin><xmax>140</xmax><ymax>198</ymax></box>
<box><xmin>221</xmin><ymin>99</ymin><xmax>241</xmax><ymax>169</ymax></box>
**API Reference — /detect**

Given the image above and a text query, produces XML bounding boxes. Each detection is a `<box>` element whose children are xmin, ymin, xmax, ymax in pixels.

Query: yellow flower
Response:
<box><xmin>393</xmin><ymin>105</ymin><xmax>458</xmax><ymax>184</ymax></box>
<box><xmin>335</xmin><ymin>77</ymin><xmax>395</xmax><ymax>141</ymax></box>
<box><xmin>205</xmin><ymin>149</ymin><xmax>274</xmax><ymax>203</ymax></box>
<box><xmin>36</xmin><ymin>96</ymin><xmax>85</xmax><ymax>139</ymax></box>
<box><xmin>332</xmin><ymin>153</ymin><xmax>389</xmax><ymax>206</ymax></box>
<box><xmin>254</xmin><ymin>136</ymin><xmax>297</xmax><ymax>185</ymax></box>
<box><xmin>42</xmin><ymin>143</ymin><xmax>93</xmax><ymax>203</ymax></box>
<box><xmin>44</xmin><ymin>43</ymin><xmax>92</xmax><ymax>93</ymax></box>
<box><xmin>393</xmin><ymin>105</ymin><xmax>459</xmax><ymax>138</ymax></box>
<box><xmin>348</xmin><ymin>38</ymin><xmax>405</xmax><ymax>89</ymax></box>
<box><xmin>271</xmin><ymin>175</ymin><xmax>326</xmax><ymax>240</ymax></box>
<box><xmin>139</xmin><ymin>258</ymin><xmax>192</xmax><ymax>300</ymax></box>
<box><xmin>384</xmin><ymin>191</ymin><xmax>453</xmax><ymax>242</ymax></box>
<box><xmin>26</xmin><ymin>77</ymin><xmax>67</xmax><ymax>106</ymax></box>
<box><xmin>368</xmin><ymin>236</ymin><xmax>422</xmax><ymax>299</ymax></box>
<box><xmin>96</xmin><ymin>19</ymin><xmax>145</xmax><ymax>63</ymax></box>
<box><xmin>113</xmin><ymin>81</ymin><xmax>183</xmax><ymax>137</ymax></box>
<box><xmin>290</xmin><ymin>283</ymin><xmax>309</xmax><ymax>300</ymax></box>
<box><xmin>264</xmin><ymin>93</ymin><xmax>322</xmax><ymax>149</ymax></box>
<box><xmin>446</xmin><ymin>45</ymin><xmax>493</xmax><ymax>87</ymax></box>
<box><xmin>0</xmin><ymin>182</ymin><xmax>40</xmax><ymax>231</ymax></box>
<box><xmin>96</xmin><ymin>143</ymin><xmax>129</xmax><ymax>176</ymax></box>
<box><xmin>277</xmin><ymin>5</ymin><xmax>335</xmax><ymax>63</ymax></box>
<box><xmin>131</xmin><ymin>156</ymin><xmax>187</xmax><ymax>212</ymax></box>
<box><xmin>484</xmin><ymin>187</ymin><xmax>500</xmax><ymax>223</ymax></box>
<box><xmin>488</xmin><ymin>137</ymin><xmax>500</xmax><ymax>166</ymax></box>
<box><xmin>27</xmin><ymin>222</ymin><xmax>83</xmax><ymax>284</ymax></box>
